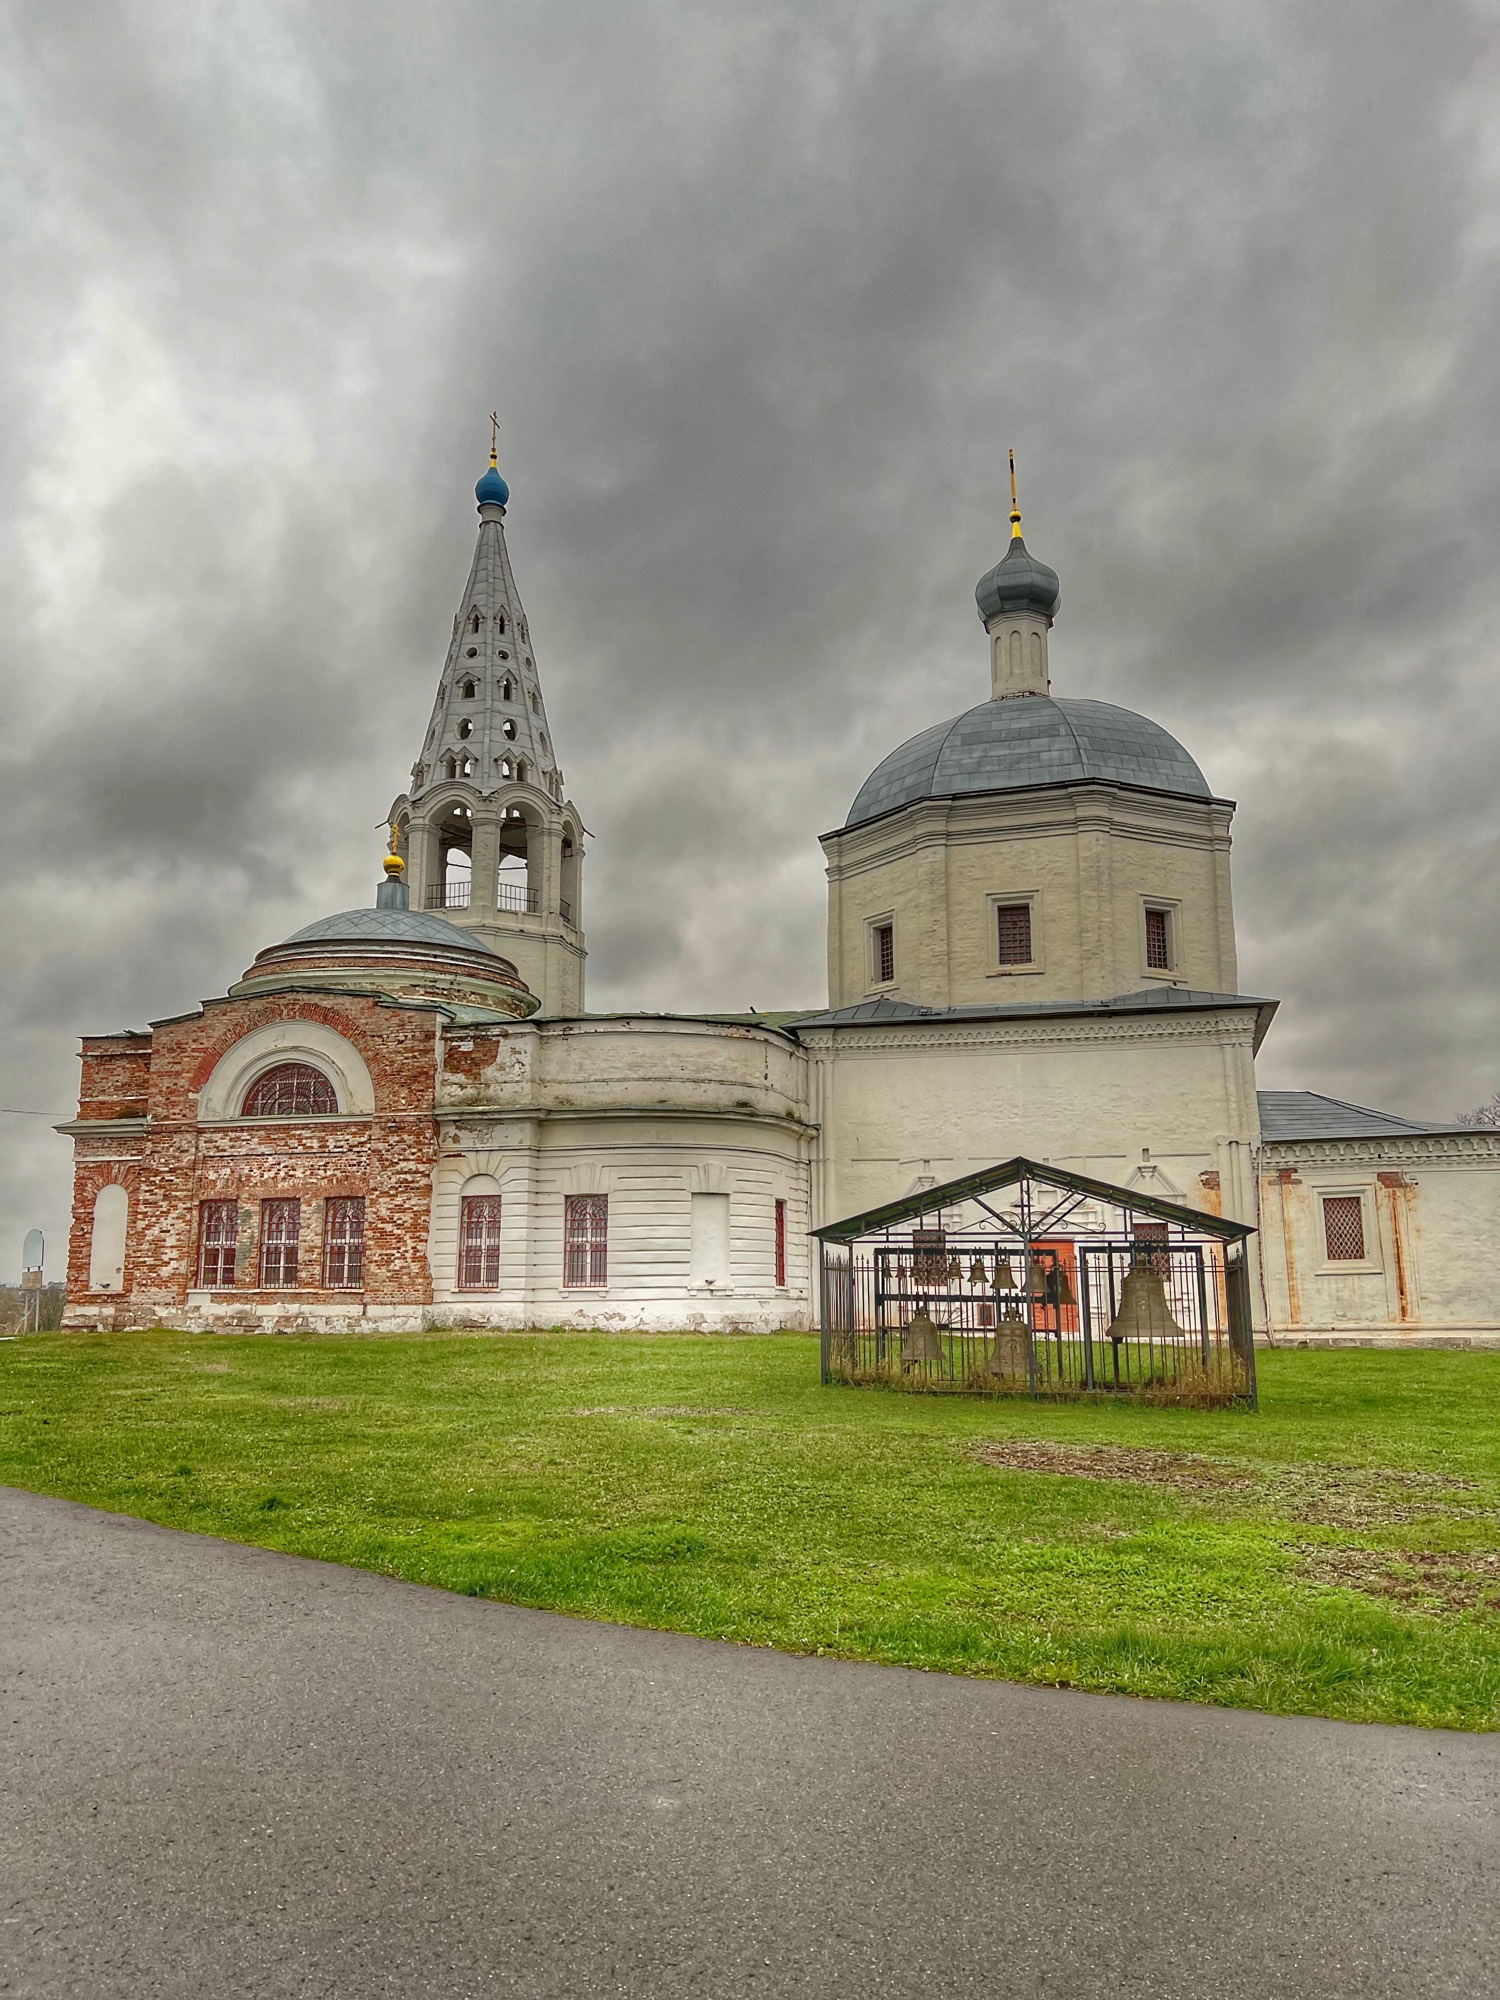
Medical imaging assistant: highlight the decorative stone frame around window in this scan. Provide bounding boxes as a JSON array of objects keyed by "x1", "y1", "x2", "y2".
[
  {"x1": 987, "y1": 892, "x2": 1042, "y2": 976},
  {"x1": 1316, "y1": 1187, "x2": 1382, "y2": 1273},
  {"x1": 1140, "y1": 898, "x2": 1182, "y2": 979},
  {"x1": 866, "y1": 914, "x2": 897, "y2": 991}
]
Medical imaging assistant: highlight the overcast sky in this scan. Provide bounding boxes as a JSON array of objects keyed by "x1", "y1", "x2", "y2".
[{"x1": 3, "y1": 0, "x2": 1499, "y2": 1277}]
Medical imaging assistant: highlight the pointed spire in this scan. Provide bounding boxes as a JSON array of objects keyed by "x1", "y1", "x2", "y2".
[{"x1": 1008, "y1": 447, "x2": 1023, "y2": 540}]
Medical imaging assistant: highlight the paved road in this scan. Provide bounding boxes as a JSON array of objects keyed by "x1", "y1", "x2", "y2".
[{"x1": 2, "y1": 1488, "x2": 1496, "y2": 2000}]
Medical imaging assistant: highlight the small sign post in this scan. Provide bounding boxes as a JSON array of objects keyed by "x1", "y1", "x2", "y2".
[{"x1": 20, "y1": 1229, "x2": 44, "y2": 1333}]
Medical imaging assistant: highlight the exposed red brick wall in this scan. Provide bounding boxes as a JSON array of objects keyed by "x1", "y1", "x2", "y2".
[{"x1": 66, "y1": 989, "x2": 442, "y2": 1320}]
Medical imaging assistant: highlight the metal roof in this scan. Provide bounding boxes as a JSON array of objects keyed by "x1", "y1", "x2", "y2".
[
  {"x1": 844, "y1": 695, "x2": 1213, "y2": 831},
  {"x1": 814, "y1": 1155, "x2": 1254, "y2": 1244},
  {"x1": 1257, "y1": 1090, "x2": 1466, "y2": 1142},
  {"x1": 280, "y1": 908, "x2": 505, "y2": 955},
  {"x1": 792, "y1": 987, "x2": 1277, "y2": 1046}
]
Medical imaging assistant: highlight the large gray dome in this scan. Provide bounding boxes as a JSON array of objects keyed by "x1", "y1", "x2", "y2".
[
  {"x1": 846, "y1": 696, "x2": 1212, "y2": 828},
  {"x1": 281, "y1": 907, "x2": 503, "y2": 954}
]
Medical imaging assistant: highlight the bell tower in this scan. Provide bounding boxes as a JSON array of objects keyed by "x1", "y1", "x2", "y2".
[{"x1": 388, "y1": 435, "x2": 586, "y2": 1016}]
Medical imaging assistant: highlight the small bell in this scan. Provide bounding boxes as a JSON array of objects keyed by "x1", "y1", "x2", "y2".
[
  {"x1": 1027, "y1": 1257, "x2": 1050, "y2": 1300},
  {"x1": 968, "y1": 1257, "x2": 988, "y2": 1287},
  {"x1": 947, "y1": 1256, "x2": 963, "y2": 1284},
  {"x1": 993, "y1": 1258, "x2": 1016, "y2": 1292},
  {"x1": 1054, "y1": 1264, "x2": 1076, "y2": 1308}
]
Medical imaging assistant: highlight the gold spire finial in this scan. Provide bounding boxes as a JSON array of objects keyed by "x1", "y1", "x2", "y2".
[
  {"x1": 1009, "y1": 448, "x2": 1022, "y2": 540},
  {"x1": 488, "y1": 409, "x2": 500, "y2": 467},
  {"x1": 384, "y1": 820, "x2": 405, "y2": 877}
]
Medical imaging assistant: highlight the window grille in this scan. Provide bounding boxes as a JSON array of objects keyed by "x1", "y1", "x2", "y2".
[
  {"x1": 1132, "y1": 1221, "x2": 1170, "y2": 1274},
  {"x1": 259, "y1": 1199, "x2": 301, "y2": 1288},
  {"x1": 197, "y1": 1200, "x2": 238, "y2": 1288},
  {"x1": 1322, "y1": 1195, "x2": 1367, "y2": 1262},
  {"x1": 564, "y1": 1194, "x2": 608, "y2": 1287},
  {"x1": 243, "y1": 1063, "x2": 337, "y2": 1118},
  {"x1": 322, "y1": 1197, "x2": 365, "y2": 1289},
  {"x1": 1145, "y1": 907, "x2": 1172, "y2": 970},
  {"x1": 458, "y1": 1194, "x2": 502, "y2": 1288},
  {"x1": 774, "y1": 1197, "x2": 787, "y2": 1288},
  {"x1": 996, "y1": 903, "x2": 1033, "y2": 965},
  {"x1": 873, "y1": 922, "x2": 895, "y2": 985}
]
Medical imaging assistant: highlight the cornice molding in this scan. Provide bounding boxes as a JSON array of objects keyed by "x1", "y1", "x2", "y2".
[
  {"x1": 1261, "y1": 1133, "x2": 1500, "y2": 1165},
  {"x1": 799, "y1": 1011, "x2": 1258, "y2": 1054}
]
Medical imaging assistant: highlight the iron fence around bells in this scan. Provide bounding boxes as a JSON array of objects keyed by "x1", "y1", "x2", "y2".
[{"x1": 820, "y1": 1233, "x2": 1256, "y2": 1406}]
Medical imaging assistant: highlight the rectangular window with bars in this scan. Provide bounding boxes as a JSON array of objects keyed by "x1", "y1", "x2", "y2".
[
  {"x1": 458, "y1": 1194, "x2": 503, "y2": 1288},
  {"x1": 1144, "y1": 906, "x2": 1173, "y2": 971},
  {"x1": 872, "y1": 921, "x2": 895, "y2": 985},
  {"x1": 996, "y1": 902, "x2": 1033, "y2": 966},
  {"x1": 774, "y1": 1197, "x2": 787, "y2": 1288},
  {"x1": 564, "y1": 1194, "x2": 608, "y2": 1287},
  {"x1": 196, "y1": 1200, "x2": 238, "y2": 1289},
  {"x1": 1322, "y1": 1195, "x2": 1367, "y2": 1262},
  {"x1": 259, "y1": 1199, "x2": 301, "y2": 1289},
  {"x1": 322, "y1": 1196, "x2": 365, "y2": 1289}
]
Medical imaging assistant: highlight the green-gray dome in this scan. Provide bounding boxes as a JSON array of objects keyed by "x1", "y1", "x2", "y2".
[
  {"x1": 846, "y1": 696, "x2": 1212, "y2": 828},
  {"x1": 282, "y1": 908, "x2": 501, "y2": 953},
  {"x1": 975, "y1": 536, "x2": 1061, "y2": 623}
]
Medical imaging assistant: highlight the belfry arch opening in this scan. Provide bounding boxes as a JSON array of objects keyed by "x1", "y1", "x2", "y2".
[
  {"x1": 432, "y1": 802, "x2": 474, "y2": 910},
  {"x1": 496, "y1": 803, "x2": 539, "y2": 914}
]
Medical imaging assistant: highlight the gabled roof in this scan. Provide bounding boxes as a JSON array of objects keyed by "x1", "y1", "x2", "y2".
[
  {"x1": 1257, "y1": 1090, "x2": 1469, "y2": 1142},
  {"x1": 814, "y1": 1154, "x2": 1254, "y2": 1245}
]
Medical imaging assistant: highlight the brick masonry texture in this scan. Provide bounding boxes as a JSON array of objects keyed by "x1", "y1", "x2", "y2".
[{"x1": 66, "y1": 991, "x2": 440, "y2": 1325}]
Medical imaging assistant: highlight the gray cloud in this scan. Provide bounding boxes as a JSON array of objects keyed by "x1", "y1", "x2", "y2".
[{"x1": 3, "y1": 0, "x2": 1499, "y2": 1273}]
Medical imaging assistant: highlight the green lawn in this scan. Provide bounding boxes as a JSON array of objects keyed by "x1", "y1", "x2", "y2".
[{"x1": 3, "y1": 1330, "x2": 1498, "y2": 1729}]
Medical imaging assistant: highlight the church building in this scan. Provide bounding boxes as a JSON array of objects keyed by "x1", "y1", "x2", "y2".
[{"x1": 60, "y1": 449, "x2": 1500, "y2": 1340}]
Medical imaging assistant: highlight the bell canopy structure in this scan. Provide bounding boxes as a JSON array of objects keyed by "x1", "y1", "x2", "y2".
[
  {"x1": 388, "y1": 432, "x2": 586, "y2": 1015},
  {"x1": 821, "y1": 458, "x2": 1238, "y2": 1012}
]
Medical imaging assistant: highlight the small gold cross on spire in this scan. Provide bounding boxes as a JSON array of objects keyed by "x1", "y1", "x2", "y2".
[
  {"x1": 488, "y1": 410, "x2": 500, "y2": 466},
  {"x1": 1009, "y1": 448, "x2": 1022, "y2": 540}
]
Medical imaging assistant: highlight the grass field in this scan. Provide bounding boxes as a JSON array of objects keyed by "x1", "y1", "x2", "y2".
[{"x1": 3, "y1": 1329, "x2": 1498, "y2": 1729}]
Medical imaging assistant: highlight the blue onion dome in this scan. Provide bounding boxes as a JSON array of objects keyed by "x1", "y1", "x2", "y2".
[
  {"x1": 475, "y1": 459, "x2": 510, "y2": 509},
  {"x1": 976, "y1": 535, "x2": 1061, "y2": 623}
]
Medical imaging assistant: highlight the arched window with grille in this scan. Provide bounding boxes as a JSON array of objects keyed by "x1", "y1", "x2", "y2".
[{"x1": 241, "y1": 1063, "x2": 338, "y2": 1118}]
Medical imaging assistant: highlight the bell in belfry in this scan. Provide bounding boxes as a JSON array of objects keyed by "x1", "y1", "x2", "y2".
[
  {"x1": 993, "y1": 1258, "x2": 1017, "y2": 1292},
  {"x1": 989, "y1": 1310, "x2": 1031, "y2": 1379},
  {"x1": 968, "y1": 1257, "x2": 988, "y2": 1287},
  {"x1": 902, "y1": 1308, "x2": 943, "y2": 1369},
  {"x1": 1027, "y1": 1257, "x2": 1049, "y2": 1300},
  {"x1": 1105, "y1": 1265, "x2": 1186, "y2": 1344},
  {"x1": 1053, "y1": 1263, "x2": 1076, "y2": 1309}
]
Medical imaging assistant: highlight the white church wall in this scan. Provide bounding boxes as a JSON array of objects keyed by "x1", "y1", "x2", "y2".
[
  {"x1": 427, "y1": 1107, "x2": 813, "y2": 1330},
  {"x1": 804, "y1": 1009, "x2": 1262, "y2": 1235},
  {"x1": 1258, "y1": 1137, "x2": 1500, "y2": 1338}
]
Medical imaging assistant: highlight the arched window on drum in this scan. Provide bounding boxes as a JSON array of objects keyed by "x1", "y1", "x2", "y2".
[{"x1": 241, "y1": 1063, "x2": 338, "y2": 1117}]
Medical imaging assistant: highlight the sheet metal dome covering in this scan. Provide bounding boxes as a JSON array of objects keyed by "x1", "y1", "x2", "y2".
[
  {"x1": 846, "y1": 696, "x2": 1212, "y2": 828},
  {"x1": 282, "y1": 908, "x2": 505, "y2": 955}
]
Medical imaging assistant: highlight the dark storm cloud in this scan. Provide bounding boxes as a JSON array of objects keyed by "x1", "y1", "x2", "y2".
[{"x1": 2, "y1": 0, "x2": 1498, "y2": 1270}]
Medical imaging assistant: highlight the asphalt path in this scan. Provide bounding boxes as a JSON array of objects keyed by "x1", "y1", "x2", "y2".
[{"x1": 2, "y1": 1486, "x2": 1496, "y2": 1999}]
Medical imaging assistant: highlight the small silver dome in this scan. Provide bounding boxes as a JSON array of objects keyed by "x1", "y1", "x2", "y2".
[
  {"x1": 281, "y1": 908, "x2": 504, "y2": 954},
  {"x1": 846, "y1": 696, "x2": 1212, "y2": 829}
]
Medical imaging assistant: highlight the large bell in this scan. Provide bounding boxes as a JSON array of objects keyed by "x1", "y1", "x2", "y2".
[
  {"x1": 1027, "y1": 1257, "x2": 1050, "y2": 1300},
  {"x1": 987, "y1": 1310, "x2": 1032, "y2": 1380},
  {"x1": 902, "y1": 1307, "x2": 943, "y2": 1368},
  {"x1": 1105, "y1": 1265, "x2": 1186, "y2": 1344}
]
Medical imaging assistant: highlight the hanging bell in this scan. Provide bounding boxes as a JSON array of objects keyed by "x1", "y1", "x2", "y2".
[
  {"x1": 968, "y1": 1257, "x2": 988, "y2": 1287},
  {"x1": 993, "y1": 1258, "x2": 1016, "y2": 1292},
  {"x1": 1027, "y1": 1257, "x2": 1050, "y2": 1300},
  {"x1": 1105, "y1": 1265, "x2": 1186, "y2": 1344},
  {"x1": 1053, "y1": 1264, "x2": 1076, "y2": 1308},
  {"x1": 946, "y1": 1256, "x2": 963, "y2": 1284}
]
